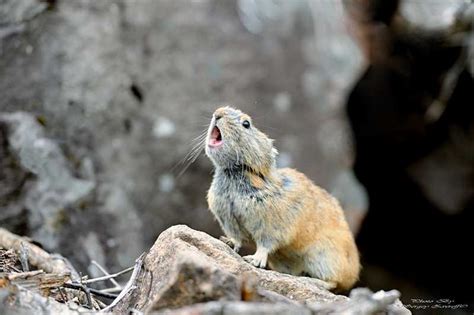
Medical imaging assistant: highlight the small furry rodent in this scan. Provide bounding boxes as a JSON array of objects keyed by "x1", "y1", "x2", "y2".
[{"x1": 205, "y1": 106, "x2": 360, "y2": 291}]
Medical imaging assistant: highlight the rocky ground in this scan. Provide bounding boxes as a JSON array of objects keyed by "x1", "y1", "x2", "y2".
[{"x1": 0, "y1": 225, "x2": 410, "y2": 314}]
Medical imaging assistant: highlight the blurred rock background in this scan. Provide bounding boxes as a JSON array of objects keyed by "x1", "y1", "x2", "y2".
[
  {"x1": 0, "y1": 0, "x2": 365, "y2": 270},
  {"x1": 1, "y1": 0, "x2": 472, "y2": 310}
]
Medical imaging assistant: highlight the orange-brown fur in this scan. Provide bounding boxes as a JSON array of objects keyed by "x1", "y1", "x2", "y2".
[{"x1": 205, "y1": 106, "x2": 360, "y2": 291}]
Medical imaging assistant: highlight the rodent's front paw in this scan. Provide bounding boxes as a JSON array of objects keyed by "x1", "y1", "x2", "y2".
[
  {"x1": 219, "y1": 236, "x2": 233, "y2": 246},
  {"x1": 233, "y1": 244, "x2": 241, "y2": 253},
  {"x1": 243, "y1": 254, "x2": 267, "y2": 268},
  {"x1": 219, "y1": 236, "x2": 241, "y2": 253}
]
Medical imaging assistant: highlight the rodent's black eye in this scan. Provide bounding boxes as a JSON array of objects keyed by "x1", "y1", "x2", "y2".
[{"x1": 242, "y1": 120, "x2": 251, "y2": 129}]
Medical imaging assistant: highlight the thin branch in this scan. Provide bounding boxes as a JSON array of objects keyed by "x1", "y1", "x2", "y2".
[
  {"x1": 58, "y1": 286, "x2": 67, "y2": 303},
  {"x1": 6, "y1": 269, "x2": 43, "y2": 280},
  {"x1": 101, "y1": 253, "x2": 145, "y2": 313},
  {"x1": 82, "y1": 265, "x2": 134, "y2": 284},
  {"x1": 63, "y1": 282, "x2": 93, "y2": 309},
  {"x1": 19, "y1": 242, "x2": 29, "y2": 272},
  {"x1": 99, "y1": 287, "x2": 123, "y2": 293},
  {"x1": 90, "y1": 260, "x2": 121, "y2": 290},
  {"x1": 50, "y1": 254, "x2": 81, "y2": 282},
  {"x1": 88, "y1": 289, "x2": 118, "y2": 300},
  {"x1": 0, "y1": 228, "x2": 73, "y2": 276},
  {"x1": 95, "y1": 299, "x2": 107, "y2": 309},
  {"x1": 64, "y1": 282, "x2": 119, "y2": 300}
]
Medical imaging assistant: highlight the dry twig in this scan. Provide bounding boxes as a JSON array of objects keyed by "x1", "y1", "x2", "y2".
[
  {"x1": 0, "y1": 228, "x2": 74, "y2": 276},
  {"x1": 83, "y1": 265, "x2": 134, "y2": 284},
  {"x1": 101, "y1": 253, "x2": 145, "y2": 313},
  {"x1": 0, "y1": 248, "x2": 20, "y2": 272},
  {"x1": 64, "y1": 282, "x2": 118, "y2": 300},
  {"x1": 19, "y1": 242, "x2": 29, "y2": 272}
]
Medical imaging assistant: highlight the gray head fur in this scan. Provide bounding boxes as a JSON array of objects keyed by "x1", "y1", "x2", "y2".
[{"x1": 205, "y1": 106, "x2": 278, "y2": 175}]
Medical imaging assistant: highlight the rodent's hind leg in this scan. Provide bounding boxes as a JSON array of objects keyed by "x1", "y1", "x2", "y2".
[
  {"x1": 320, "y1": 280, "x2": 337, "y2": 291},
  {"x1": 219, "y1": 236, "x2": 241, "y2": 253},
  {"x1": 243, "y1": 246, "x2": 269, "y2": 268},
  {"x1": 268, "y1": 253, "x2": 301, "y2": 275},
  {"x1": 300, "y1": 271, "x2": 337, "y2": 291}
]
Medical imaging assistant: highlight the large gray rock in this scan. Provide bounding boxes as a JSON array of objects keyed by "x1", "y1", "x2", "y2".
[
  {"x1": 0, "y1": 0, "x2": 47, "y2": 26},
  {"x1": 112, "y1": 225, "x2": 409, "y2": 314},
  {"x1": 0, "y1": 285, "x2": 88, "y2": 315},
  {"x1": 155, "y1": 302, "x2": 312, "y2": 315},
  {"x1": 0, "y1": 112, "x2": 95, "y2": 249}
]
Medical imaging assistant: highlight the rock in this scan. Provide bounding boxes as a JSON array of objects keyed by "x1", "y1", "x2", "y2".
[
  {"x1": 0, "y1": 284, "x2": 88, "y2": 315},
  {"x1": 154, "y1": 301, "x2": 311, "y2": 315},
  {"x1": 0, "y1": 120, "x2": 28, "y2": 228},
  {"x1": 154, "y1": 297, "x2": 411, "y2": 315},
  {"x1": 149, "y1": 256, "x2": 242, "y2": 311},
  {"x1": 112, "y1": 225, "x2": 410, "y2": 314},
  {"x1": 0, "y1": 0, "x2": 47, "y2": 26},
  {"x1": 308, "y1": 288, "x2": 410, "y2": 315},
  {"x1": 0, "y1": 227, "x2": 78, "y2": 278},
  {"x1": 0, "y1": 112, "x2": 95, "y2": 249},
  {"x1": 400, "y1": 0, "x2": 466, "y2": 30}
]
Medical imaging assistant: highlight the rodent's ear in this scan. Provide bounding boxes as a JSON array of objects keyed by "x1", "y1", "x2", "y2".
[{"x1": 272, "y1": 147, "x2": 279, "y2": 157}]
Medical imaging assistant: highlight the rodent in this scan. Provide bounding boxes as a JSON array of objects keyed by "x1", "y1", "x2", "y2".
[{"x1": 205, "y1": 106, "x2": 360, "y2": 291}]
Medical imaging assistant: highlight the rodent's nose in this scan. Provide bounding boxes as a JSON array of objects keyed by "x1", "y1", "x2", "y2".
[{"x1": 214, "y1": 107, "x2": 227, "y2": 121}]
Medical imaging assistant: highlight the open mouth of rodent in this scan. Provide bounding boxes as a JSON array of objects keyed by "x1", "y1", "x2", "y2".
[{"x1": 208, "y1": 126, "x2": 223, "y2": 148}]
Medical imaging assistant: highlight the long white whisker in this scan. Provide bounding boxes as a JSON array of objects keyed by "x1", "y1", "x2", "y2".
[
  {"x1": 190, "y1": 132, "x2": 208, "y2": 143},
  {"x1": 172, "y1": 129, "x2": 208, "y2": 177}
]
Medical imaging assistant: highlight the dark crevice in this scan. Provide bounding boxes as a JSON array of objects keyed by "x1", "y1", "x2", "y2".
[
  {"x1": 39, "y1": 0, "x2": 57, "y2": 10},
  {"x1": 130, "y1": 84, "x2": 144, "y2": 103},
  {"x1": 123, "y1": 118, "x2": 132, "y2": 133}
]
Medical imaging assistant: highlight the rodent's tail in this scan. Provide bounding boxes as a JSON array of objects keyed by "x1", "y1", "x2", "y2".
[{"x1": 321, "y1": 280, "x2": 338, "y2": 291}]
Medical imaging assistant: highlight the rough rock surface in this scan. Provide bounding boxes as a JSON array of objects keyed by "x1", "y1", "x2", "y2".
[
  {"x1": 0, "y1": 285, "x2": 88, "y2": 315},
  {"x1": 0, "y1": 113, "x2": 95, "y2": 248},
  {"x1": 112, "y1": 225, "x2": 410, "y2": 314},
  {"x1": 154, "y1": 302, "x2": 312, "y2": 315}
]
